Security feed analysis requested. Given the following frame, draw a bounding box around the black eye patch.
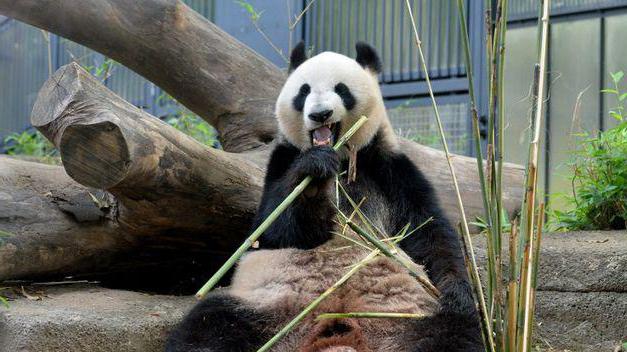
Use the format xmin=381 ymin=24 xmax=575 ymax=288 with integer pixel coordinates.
xmin=334 ymin=83 xmax=356 ymax=110
xmin=292 ymin=84 xmax=310 ymax=112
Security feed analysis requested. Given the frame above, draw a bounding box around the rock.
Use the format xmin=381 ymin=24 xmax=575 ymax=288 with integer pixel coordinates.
xmin=534 ymin=291 xmax=627 ymax=351
xmin=0 ymin=285 xmax=194 ymax=352
xmin=473 ymin=230 xmax=627 ymax=293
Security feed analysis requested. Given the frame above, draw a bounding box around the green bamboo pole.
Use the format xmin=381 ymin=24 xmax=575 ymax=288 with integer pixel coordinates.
xmin=524 ymin=204 xmax=545 ymax=350
xmin=406 ymin=1 xmax=494 ymax=350
xmin=316 ymin=312 xmax=426 ymax=321
xmin=195 ymin=116 xmax=368 ymax=299
xmin=455 ymin=0 xmax=492 ymax=230
xmin=518 ymin=1 xmax=550 ymax=350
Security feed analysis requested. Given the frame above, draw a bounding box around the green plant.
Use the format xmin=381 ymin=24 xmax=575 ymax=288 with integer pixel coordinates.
xmin=84 ymin=58 xmax=117 ymax=81
xmin=470 ymin=209 xmax=512 ymax=234
xmin=166 ymin=113 xmax=218 ymax=147
xmin=549 ymin=72 xmax=627 ymax=231
xmin=603 ymin=71 xmax=626 ymax=122
xmin=158 ymin=93 xmax=219 ymax=148
xmin=2 ymin=129 xmax=57 ymax=158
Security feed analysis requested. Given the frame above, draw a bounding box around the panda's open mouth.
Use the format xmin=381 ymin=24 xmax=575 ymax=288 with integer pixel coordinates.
xmin=311 ymin=122 xmax=340 ymax=147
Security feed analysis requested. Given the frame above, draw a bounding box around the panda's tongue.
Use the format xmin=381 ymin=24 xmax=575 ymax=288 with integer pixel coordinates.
xmin=312 ymin=126 xmax=333 ymax=146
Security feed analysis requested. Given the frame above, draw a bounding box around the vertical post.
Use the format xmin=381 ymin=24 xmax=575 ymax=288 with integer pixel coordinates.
xmin=468 ymin=0 xmax=487 ymax=157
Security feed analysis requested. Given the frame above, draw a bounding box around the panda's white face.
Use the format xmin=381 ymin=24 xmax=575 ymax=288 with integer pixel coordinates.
xmin=276 ymin=50 xmax=386 ymax=151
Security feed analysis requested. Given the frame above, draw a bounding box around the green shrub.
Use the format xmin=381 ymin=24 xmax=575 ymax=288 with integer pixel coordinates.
xmin=166 ymin=112 xmax=219 ymax=148
xmin=2 ymin=129 xmax=57 ymax=158
xmin=158 ymin=93 xmax=219 ymax=148
xmin=549 ymin=71 xmax=627 ymax=231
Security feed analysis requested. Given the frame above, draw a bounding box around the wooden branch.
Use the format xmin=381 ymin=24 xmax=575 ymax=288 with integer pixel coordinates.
xmin=31 ymin=63 xmax=264 ymax=242
xmin=0 ymin=156 xmax=134 ymax=280
xmin=0 ymin=0 xmax=284 ymax=153
xmin=400 ymin=140 xmax=525 ymax=227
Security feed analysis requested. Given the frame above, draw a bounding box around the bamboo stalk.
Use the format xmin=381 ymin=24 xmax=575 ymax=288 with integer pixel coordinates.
xmin=519 ymin=1 xmax=550 ymax=350
xmin=315 ymin=312 xmax=427 ymax=321
xmin=506 ymin=220 xmax=519 ymax=352
xmin=492 ymin=2 xmax=509 ymax=347
xmin=525 ymin=204 xmax=545 ymax=350
xmin=195 ymin=116 xmax=368 ymax=299
xmin=455 ymin=0 xmax=492 ymax=233
xmin=342 ymin=218 xmax=440 ymax=299
xmin=404 ymin=1 xmax=495 ymax=351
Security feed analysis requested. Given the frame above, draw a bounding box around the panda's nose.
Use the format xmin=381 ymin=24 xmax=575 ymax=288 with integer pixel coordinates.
xmin=308 ymin=109 xmax=333 ymax=123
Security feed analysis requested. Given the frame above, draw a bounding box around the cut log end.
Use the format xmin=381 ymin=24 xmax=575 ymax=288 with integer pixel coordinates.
xmin=60 ymin=121 xmax=130 ymax=189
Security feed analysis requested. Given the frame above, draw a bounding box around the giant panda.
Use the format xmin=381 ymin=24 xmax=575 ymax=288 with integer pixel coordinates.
xmin=166 ymin=42 xmax=483 ymax=352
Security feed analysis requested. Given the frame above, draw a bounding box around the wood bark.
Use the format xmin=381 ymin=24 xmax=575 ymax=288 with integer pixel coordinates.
xmin=0 ymin=156 xmax=133 ymax=280
xmin=31 ymin=63 xmax=264 ymax=242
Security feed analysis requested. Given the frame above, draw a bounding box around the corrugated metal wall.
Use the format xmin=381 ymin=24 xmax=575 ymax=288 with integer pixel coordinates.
xmin=509 ymin=0 xmax=627 ymax=19
xmin=305 ymin=0 xmax=465 ymax=83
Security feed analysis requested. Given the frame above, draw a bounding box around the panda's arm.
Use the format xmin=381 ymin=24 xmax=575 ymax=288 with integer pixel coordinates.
xmin=382 ymin=153 xmax=477 ymax=317
xmin=253 ymin=143 xmax=339 ymax=249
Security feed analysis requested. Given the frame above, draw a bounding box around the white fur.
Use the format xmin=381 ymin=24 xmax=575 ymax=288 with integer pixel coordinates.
xmin=275 ymin=52 xmax=398 ymax=152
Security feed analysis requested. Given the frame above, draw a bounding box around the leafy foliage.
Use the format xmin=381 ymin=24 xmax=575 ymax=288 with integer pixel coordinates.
xmin=235 ymin=0 xmax=263 ymax=22
xmin=158 ymin=94 xmax=219 ymax=148
xmin=549 ymin=72 xmax=627 ymax=231
xmin=2 ymin=129 xmax=57 ymax=158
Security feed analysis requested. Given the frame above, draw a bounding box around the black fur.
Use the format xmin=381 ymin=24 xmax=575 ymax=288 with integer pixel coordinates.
xmin=254 ymin=145 xmax=339 ymax=249
xmin=292 ymin=83 xmax=311 ymax=112
xmin=334 ymin=83 xmax=356 ymax=110
xmin=165 ymin=294 xmax=272 ymax=352
xmin=289 ymin=41 xmax=307 ymax=73
xmin=355 ymin=41 xmax=382 ymax=73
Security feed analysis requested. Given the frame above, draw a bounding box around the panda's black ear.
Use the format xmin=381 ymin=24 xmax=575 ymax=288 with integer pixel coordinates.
xmin=355 ymin=42 xmax=382 ymax=73
xmin=289 ymin=41 xmax=307 ymax=73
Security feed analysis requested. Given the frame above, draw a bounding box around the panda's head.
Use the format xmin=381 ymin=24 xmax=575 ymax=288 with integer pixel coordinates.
xmin=276 ymin=42 xmax=395 ymax=151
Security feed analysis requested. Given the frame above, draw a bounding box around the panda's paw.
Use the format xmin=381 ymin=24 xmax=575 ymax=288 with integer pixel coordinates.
xmin=295 ymin=146 xmax=340 ymax=180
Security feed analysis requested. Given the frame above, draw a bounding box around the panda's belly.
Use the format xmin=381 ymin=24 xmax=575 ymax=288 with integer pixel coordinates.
xmin=228 ymin=238 xmax=439 ymax=351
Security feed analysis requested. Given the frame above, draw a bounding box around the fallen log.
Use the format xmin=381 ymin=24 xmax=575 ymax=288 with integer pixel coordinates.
xmin=0 ymin=156 xmax=132 ymax=279
xmin=31 ymin=62 xmax=264 ymax=241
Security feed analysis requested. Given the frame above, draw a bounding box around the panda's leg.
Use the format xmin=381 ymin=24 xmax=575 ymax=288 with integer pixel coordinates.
xmin=166 ymin=293 xmax=272 ymax=352
xmin=409 ymin=311 xmax=484 ymax=352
